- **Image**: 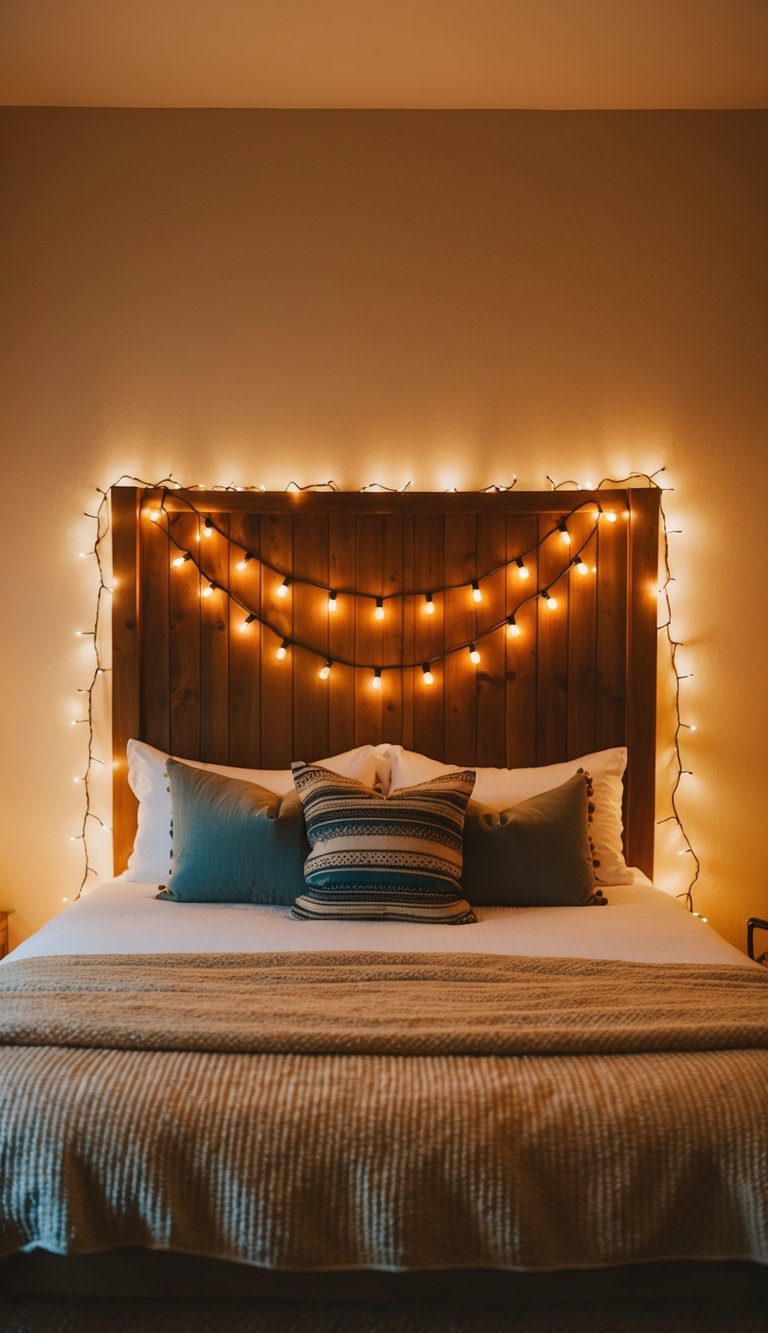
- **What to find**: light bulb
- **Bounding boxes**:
[276,639,289,660]
[425,593,435,615]
[372,669,382,690]
[201,582,215,599]
[574,557,589,576]
[236,553,253,572]
[471,580,482,604]
[239,614,256,632]
[328,592,337,613]
[422,665,434,685]
[507,617,521,638]
[319,660,332,680]
[276,577,290,598]
[469,644,481,666]
[203,516,214,537]
[148,509,161,523]
[374,597,384,621]
[172,553,190,568]
[558,522,571,546]
[542,591,557,610]
[516,558,529,580]
[602,510,618,524]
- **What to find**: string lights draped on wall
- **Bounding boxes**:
[70,468,698,911]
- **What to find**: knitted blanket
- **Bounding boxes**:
[1,952,767,1271]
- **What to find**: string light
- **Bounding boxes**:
[374,597,385,620]
[557,520,571,546]
[372,669,382,690]
[602,510,618,523]
[240,613,257,632]
[471,580,482,603]
[276,638,289,660]
[276,577,290,598]
[469,643,481,665]
[507,616,521,638]
[201,581,216,599]
[172,552,192,568]
[236,552,253,572]
[541,590,558,610]
[573,555,589,576]
[75,470,687,909]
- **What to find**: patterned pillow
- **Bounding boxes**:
[291,764,477,924]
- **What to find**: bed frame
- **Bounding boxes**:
[16,486,764,1327]
[110,485,660,877]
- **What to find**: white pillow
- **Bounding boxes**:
[124,739,391,884]
[388,745,632,885]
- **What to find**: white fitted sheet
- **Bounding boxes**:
[4,873,753,967]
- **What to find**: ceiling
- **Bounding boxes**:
[2,0,767,110]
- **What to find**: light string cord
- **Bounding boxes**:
[549,467,699,911]
[152,501,602,671]
[151,486,606,603]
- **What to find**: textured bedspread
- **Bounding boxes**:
[1,951,767,1271]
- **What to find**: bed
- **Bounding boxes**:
[1,486,767,1332]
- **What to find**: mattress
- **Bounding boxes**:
[4,872,753,967]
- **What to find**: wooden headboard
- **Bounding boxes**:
[111,486,660,877]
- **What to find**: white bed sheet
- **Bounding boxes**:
[4,873,753,967]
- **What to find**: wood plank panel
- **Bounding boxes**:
[412,515,445,758]
[354,516,385,745]
[625,488,660,876]
[399,517,416,751]
[379,516,404,745]
[110,486,141,874]
[168,512,201,759]
[260,515,294,767]
[505,515,538,766]
[566,509,599,758]
[475,514,507,766]
[443,513,477,766]
[535,515,570,764]
[327,513,357,755]
[200,516,229,763]
[594,507,628,751]
[293,515,330,762]
[140,507,170,753]
[228,513,261,766]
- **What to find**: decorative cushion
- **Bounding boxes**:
[125,738,390,885]
[462,774,605,907]
[291,764,477,923]
[388,745,632,884]
[160,760,309,904]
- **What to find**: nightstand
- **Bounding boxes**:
[747,918,768,966]
[0,911,9,960]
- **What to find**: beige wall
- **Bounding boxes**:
[1,108,766,952]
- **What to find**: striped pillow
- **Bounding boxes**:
[291,764,477,924]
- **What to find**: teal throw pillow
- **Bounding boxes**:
[161,759,309,904]
[462,773,603,906]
